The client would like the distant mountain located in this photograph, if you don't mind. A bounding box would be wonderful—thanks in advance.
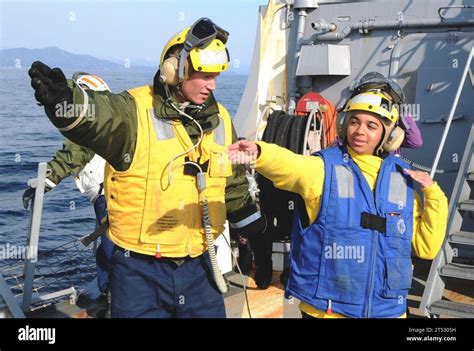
[0,47,250,74]
[0,47,153,71]
[96,55,160,68]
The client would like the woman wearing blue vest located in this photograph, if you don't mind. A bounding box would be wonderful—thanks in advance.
[228,91,448,318]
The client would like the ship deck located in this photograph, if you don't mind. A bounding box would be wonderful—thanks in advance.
[25,257,472,319]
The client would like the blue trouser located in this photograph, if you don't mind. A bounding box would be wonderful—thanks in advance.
[93,195,114,292]
[109,247,226,318]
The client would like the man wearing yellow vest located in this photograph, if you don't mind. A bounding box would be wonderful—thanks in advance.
[28,18,265,318]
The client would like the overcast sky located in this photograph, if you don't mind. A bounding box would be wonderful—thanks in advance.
[0,0,268,64]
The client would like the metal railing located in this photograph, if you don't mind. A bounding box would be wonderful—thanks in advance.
[0,163,96,316]
[430,46,474,178]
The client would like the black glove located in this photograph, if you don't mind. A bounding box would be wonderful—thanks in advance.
[28,61,73,111]
[22,187,36,209]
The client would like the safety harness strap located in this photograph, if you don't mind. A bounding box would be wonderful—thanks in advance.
[360,212,386,233]
[80,218,109,247]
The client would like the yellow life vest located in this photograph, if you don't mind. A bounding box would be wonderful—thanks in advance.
[104,85,233,257]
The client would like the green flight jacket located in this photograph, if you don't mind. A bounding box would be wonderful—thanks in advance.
[45,79,257,225]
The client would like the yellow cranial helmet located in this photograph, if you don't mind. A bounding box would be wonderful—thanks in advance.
[337,91,405,155]
[159,18,230,86]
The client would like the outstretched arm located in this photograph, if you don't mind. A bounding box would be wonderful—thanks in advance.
[29,61,137,171]
[228,140,325,222]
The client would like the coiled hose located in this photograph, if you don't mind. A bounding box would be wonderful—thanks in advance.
[201,198,228,294]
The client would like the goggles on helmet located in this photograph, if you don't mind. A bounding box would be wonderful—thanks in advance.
[179,18,229,79]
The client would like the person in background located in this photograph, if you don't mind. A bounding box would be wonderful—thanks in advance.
[228,90,448,318]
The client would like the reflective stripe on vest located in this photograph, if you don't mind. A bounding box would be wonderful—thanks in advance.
[213,119,226,146]
[388,172,407,207]
[151,110,176,140]
[335,165,355,199]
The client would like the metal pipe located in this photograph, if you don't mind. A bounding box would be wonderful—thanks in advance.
[310,18,474,42]
[31,287,77,305]
[22,162,47,311]
[311,20,337,32]
[430,46,474,178]
[288,9,309,114]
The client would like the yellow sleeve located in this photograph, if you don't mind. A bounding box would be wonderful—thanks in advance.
[412,182,449,260]
[254,141,325,223]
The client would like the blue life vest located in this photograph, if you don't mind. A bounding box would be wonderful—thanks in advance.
[285,146,414,318]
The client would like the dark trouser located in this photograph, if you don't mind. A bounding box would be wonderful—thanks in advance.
[93,195,114,292]
[109,248,226,318]
[248,229,273,288]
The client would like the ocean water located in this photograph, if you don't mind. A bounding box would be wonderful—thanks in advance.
[0,68,247,290]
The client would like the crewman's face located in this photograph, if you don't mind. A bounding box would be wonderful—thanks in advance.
[346,111,384,155]
[181,71,219,105]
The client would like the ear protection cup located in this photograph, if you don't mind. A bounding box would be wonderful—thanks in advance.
[159,56,179,86]
[383,126,405,152]
[336,112,348,141]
